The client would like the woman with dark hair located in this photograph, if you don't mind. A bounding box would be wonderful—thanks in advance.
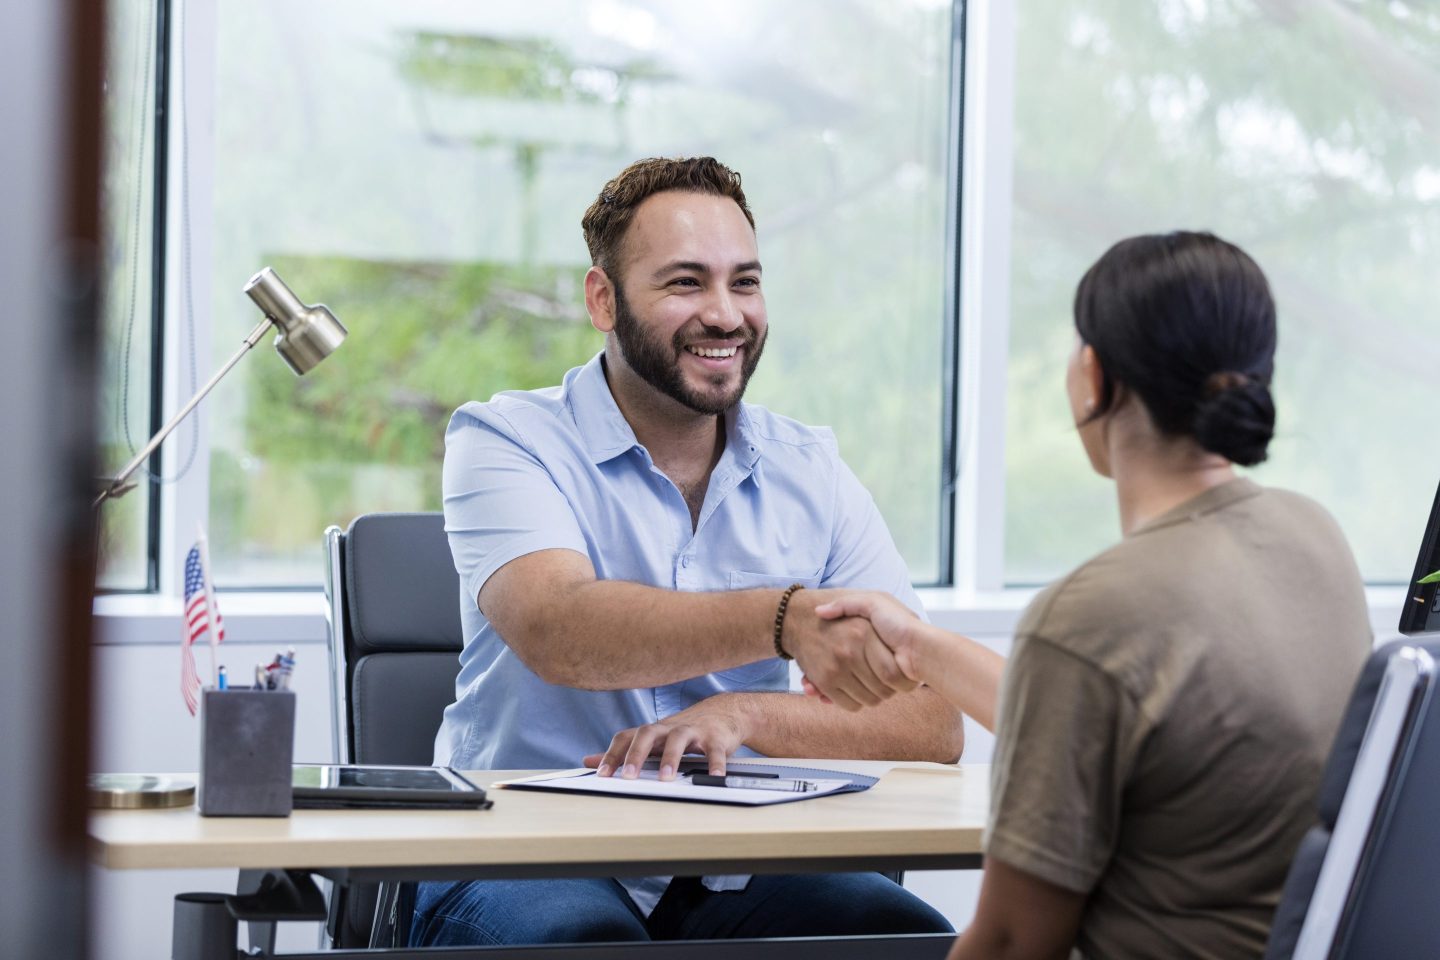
[807,232,1371,959]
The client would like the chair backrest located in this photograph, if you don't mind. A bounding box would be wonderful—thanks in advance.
[324,512,464,766]
[1264,638,1440,959]
[322,512,464,948]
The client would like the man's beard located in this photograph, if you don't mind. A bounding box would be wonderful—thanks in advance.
[611,283,765,415]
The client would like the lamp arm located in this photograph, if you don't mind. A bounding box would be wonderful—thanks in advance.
[95,317,274,508]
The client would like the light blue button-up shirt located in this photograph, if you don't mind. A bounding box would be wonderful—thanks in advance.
[435,351,922,914]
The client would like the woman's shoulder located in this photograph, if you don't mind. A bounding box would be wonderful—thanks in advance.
[1015,481,1364,676]
[1016,542,1153,648]
[1251,484,1350,536]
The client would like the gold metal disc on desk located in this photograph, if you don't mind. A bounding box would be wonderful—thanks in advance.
[88,774,196,809]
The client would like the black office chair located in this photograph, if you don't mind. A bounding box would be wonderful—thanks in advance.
[1263,638,1440,959]
[322,512,464,948]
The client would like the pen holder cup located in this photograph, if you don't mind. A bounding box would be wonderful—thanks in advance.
[199,688,295,817]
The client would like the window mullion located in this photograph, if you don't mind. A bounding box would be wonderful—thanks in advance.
[142,0,171,593]
[158,0,218,598]
[953,0,1017,595]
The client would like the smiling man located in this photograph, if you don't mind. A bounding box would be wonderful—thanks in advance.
[414,157,963,947]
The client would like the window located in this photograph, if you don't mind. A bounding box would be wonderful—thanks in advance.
[100,0,1432,598]
[97,0,162,590]
[205,0,957,586]
[1004,0,1440,584]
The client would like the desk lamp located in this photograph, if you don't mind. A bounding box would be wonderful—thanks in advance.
[93,267,347,507]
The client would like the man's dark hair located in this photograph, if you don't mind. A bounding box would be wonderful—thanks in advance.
[1074,231,1278,466]
[581,157,755,276]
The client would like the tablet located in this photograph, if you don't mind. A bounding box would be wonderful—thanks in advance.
[292,764,492,809]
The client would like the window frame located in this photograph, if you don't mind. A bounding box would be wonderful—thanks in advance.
[152,0,218,597]
[137,0,168,594]
[950,0,1014,595]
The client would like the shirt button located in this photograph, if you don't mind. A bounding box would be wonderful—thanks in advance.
[681,555,692,568]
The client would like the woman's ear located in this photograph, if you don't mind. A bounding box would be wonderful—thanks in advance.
[584,267,616,334]
[1079,343,1105,414]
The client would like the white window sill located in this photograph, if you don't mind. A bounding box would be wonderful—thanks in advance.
[92,591,329,645]
[92,585,1413,646]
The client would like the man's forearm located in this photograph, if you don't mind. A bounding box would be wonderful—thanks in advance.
[520,578,782,689]
[485,550,930,705]
[727,686,965,763]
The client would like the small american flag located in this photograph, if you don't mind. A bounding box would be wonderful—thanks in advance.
[181,542,224,715]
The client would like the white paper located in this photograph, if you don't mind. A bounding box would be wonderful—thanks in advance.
[495,769,853,805]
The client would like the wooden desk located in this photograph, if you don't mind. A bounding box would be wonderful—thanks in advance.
[90,761,988,958]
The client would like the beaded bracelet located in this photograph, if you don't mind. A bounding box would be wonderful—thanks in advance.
[772,583,806,661]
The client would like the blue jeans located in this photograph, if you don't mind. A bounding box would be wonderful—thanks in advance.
[410,874,953,946]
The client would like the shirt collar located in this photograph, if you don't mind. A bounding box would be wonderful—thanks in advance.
[566,352,639,463]
[1130,476,1263,538]
[566,351,763,469]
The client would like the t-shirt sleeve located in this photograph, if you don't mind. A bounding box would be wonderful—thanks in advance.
[820,454,926,619]
[442,406,589,605]
[984,631,1143,894]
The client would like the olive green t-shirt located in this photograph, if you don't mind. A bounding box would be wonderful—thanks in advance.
[986,479,1370,960]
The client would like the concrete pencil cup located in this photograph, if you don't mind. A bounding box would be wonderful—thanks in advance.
[198,687,295,817]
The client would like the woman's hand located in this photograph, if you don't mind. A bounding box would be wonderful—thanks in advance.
[796,591,927,705]
[814,591,926,682]
[808,591,1005,732]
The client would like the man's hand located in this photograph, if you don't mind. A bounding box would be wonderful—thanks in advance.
[814,590,1005,733]
[583,695,755,781]
[813,591,926,682]
[781,590,917,712]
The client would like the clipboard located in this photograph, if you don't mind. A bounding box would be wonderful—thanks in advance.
[496,759,878,807]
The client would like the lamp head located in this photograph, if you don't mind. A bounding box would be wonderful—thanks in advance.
[243,267,347,374]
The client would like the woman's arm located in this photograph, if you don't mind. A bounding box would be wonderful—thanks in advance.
[948,857,1086,960]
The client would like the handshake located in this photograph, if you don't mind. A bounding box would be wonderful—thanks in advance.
[782,590,933,713]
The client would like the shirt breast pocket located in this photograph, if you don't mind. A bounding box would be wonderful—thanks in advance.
[717,569,824,687]
[726,569,824,592]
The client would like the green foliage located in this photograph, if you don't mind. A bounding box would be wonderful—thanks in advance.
[396,32,667,103]
[1420,570,1440,585]
[399,34,580,101]
[212,255,598,568]
[249,254,601,468]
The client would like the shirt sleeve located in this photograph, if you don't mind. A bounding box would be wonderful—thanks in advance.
[820,455,926,618]
[442,405,589,605]
[984,632,1143,894]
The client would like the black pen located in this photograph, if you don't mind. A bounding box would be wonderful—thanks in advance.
[691,774,818,792]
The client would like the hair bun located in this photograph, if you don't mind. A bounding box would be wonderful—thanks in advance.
[1193,377,1274,466]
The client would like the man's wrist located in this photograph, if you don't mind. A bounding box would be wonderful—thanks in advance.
[773,583,806,660]
[699,691,759,744]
